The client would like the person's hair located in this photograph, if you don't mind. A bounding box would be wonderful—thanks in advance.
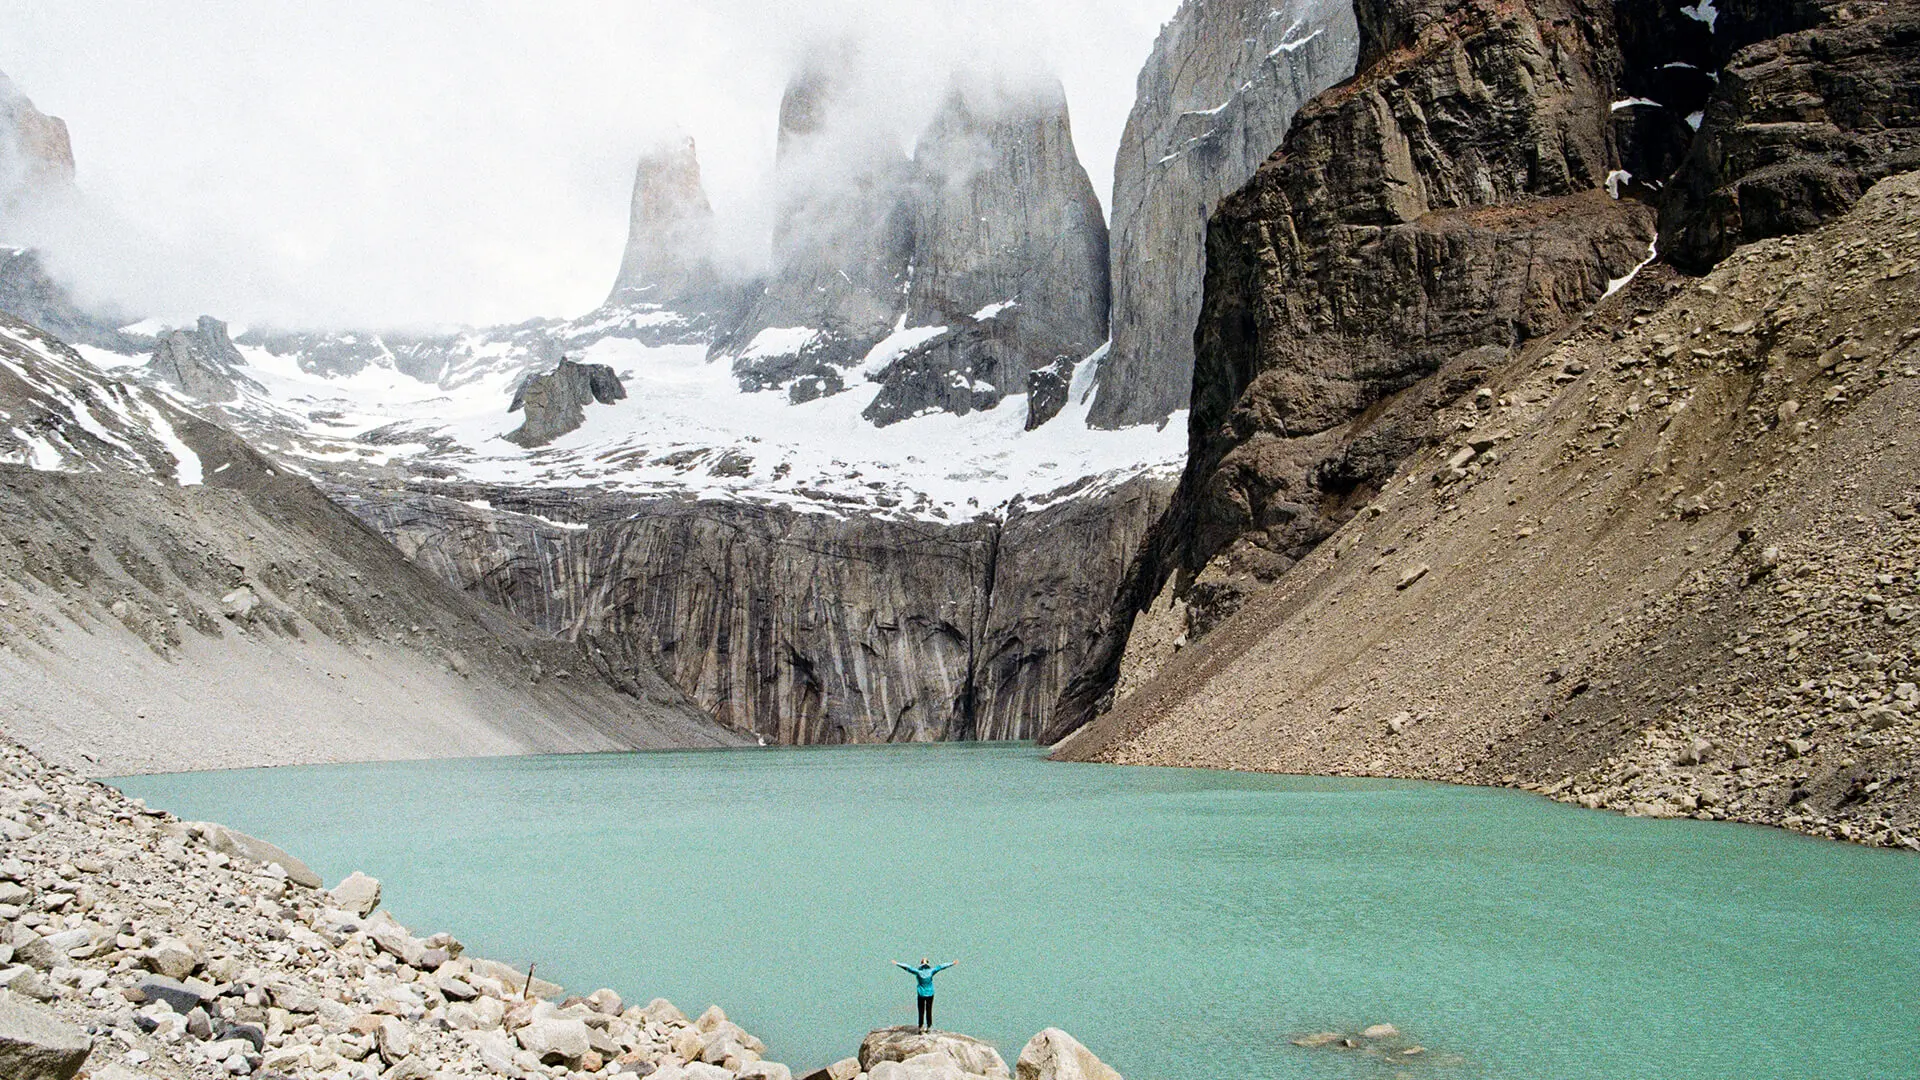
[920,957,929,965]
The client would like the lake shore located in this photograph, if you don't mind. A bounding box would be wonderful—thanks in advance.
[0,737,1116,1080]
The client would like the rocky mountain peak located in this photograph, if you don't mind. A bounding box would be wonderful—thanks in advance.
[606,136,720,310]
[149,316,257,403]
[0,70,75,211]
[858,71,1110,428]
[708,55,915,403]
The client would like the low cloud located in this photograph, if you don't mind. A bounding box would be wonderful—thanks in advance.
[0,0,1170,331]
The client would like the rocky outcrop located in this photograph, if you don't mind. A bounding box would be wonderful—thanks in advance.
[860,1029,1008,1078]
[147,316,258,403]
[1052,0,1661,741]
[1086,0,1358,429]
[608,137,720,307]
[716,61,1111,421]
[601,136,741,342]
[0,249,144,353]
[337,474,1171,745]
[859,75,1109,427]
[711,59,916,402]
[0,70,74,216]
[1054,168,1920,849]
[1657,0,1920,270]
[506,359,627,448]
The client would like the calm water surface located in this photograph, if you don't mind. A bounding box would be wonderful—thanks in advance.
[114,744,1920,1080]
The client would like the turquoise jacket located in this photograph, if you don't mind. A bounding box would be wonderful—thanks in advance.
[895,961,953,998]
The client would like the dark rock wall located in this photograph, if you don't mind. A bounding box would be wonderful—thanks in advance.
[1050,0,1667,740]
[339,475,1170,744]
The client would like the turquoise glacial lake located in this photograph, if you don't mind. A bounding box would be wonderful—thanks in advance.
[114,743,1920,1079]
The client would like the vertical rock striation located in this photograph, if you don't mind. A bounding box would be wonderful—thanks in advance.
[337,475,1171,744]
[1087,0,1359,429]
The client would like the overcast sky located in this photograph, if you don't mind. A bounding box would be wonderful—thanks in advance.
[0,1,1172,330]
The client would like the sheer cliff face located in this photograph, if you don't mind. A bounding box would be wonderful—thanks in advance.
[607,137,721,309]
[714,63,1112,421]
[1086,0,1359,430]
[340,475,1171,745]
[1050,0,1664,738]
[711,63,916,403]
[0,71,74,218]
[1053,0,1920,743]
[149,317,259,403]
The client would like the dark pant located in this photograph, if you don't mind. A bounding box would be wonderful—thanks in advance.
[917,995,933,1029]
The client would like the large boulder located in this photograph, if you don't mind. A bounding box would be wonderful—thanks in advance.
[516,1017,591,1067]
[1014,1029,1120,1080]
[192,822,322,888]
[327,870,382,916]
[506,359,627,448]
[0,991,92,1080]
[859,1027,1009,1079]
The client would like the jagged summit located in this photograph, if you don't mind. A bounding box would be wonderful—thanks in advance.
[606,136,724,313]
[0,69,75,210]
[711,55,917,402]
[149,316,259,403]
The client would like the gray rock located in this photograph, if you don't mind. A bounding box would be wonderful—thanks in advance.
[1024,357,1076,431]
[327,871,382,917]
[505,359,627,448]
[606,136,728,322]
[148,317,258,403]
[711,57,915,400]
[376,1017,412,1065]
[862,73,1108,426]
[1088,0,1359,427]
[1014,1029,1121,1080]
[142,937,198,981]
[194,822,322,888]
[0,990,93,1080]
[859,1027,1009,1079]
[12,936,58,972]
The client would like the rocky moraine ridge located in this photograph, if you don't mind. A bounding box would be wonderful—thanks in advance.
[0,738,1125,1080]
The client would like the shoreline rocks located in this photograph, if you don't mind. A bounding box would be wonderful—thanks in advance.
[0,734,1124,1080]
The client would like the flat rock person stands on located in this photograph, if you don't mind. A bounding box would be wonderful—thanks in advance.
[892,957,956,1030]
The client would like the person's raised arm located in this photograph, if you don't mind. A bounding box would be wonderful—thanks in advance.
[893,961,915,973]
[934,961,955,973]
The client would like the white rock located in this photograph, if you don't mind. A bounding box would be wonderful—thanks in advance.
[1015,1030,1122,1080]
[517,1017,591,1066]
[328,871,382,917]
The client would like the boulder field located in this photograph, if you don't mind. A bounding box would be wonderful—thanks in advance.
[0,737,1121,1080]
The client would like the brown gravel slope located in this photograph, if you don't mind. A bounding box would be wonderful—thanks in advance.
[1054,172,1920,850]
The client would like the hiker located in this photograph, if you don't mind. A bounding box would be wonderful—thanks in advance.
[891,957,956,1031]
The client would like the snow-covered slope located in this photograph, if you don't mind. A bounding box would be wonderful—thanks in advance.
[76,301,1185,521]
